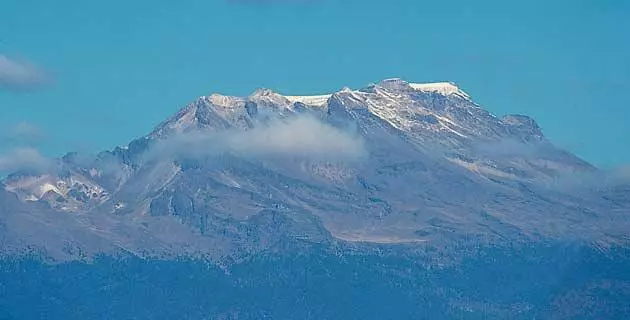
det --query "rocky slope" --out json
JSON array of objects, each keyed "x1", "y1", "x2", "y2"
[{"x1": 1, "y1": 78, "x2": 628, "y2": 261}]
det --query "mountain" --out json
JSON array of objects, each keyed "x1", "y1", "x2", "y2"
[
  {"x1": 2, "y1": 78, "x2": 624, "y2": 256},
  {"x1": 1, "y1": 78, "x2": 629, "y2": 319}
]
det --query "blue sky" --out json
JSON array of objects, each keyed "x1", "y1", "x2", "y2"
[{"x1": 1, "y1": 0, "x2": 629, "y2": 168}]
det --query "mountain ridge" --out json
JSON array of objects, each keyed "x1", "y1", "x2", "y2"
[{"x1": 1, "y1": 78, "x2": 627, "y2": 261}]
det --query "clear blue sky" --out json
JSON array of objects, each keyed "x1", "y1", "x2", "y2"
[{"x1": 1, "y1": 0, "x2": 629, "y2": 168}]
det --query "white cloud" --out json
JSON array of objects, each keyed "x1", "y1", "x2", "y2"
[
  {"x1": 0, "y1": 147, "x2": 53, "y2": 173},
  {"x1": 548, "y1": 163, "x2": 630, "y2": 193},
  {"x1": 0, "y1": 122, "x2": 45, "y2": 148},
  {"x1": 0, "y1": 55, "x2": 49, "y2": 91},
  {"x1": 11, "y1": 121, "x2": 44, "y2": 142},
  {"x1": 147, "y1": 114, "x2": 366, "y2": 162},
  {"x1": 603, "y1": 165, "x2": 630, "y2": 185}
]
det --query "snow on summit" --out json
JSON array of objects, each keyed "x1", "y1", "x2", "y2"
[
  {"x1": 408, "y1": 82, "x2": 471, "y2": 100},
  {"x1": 284, "y1": 94, "x2": 331, "y2": 107},
  {"x1": 281, "y1": 80, "x2": 470, "y2": 107}
]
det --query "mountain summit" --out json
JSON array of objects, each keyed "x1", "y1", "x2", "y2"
[{"x1": 1, "y1": 78, "x2": 626, "y2": 260}]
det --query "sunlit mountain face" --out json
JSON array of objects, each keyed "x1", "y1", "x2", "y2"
[{"x1": 2, "y1": 79, "x2": 629, "y2": 319}]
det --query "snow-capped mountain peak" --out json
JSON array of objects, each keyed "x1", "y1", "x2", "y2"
[
  {"x1": 1, "y1": 78, "x2": 594, "y2": 218},
  {"x1": 248, "y1": 88, "x2": 292, "y2": 108},
  {"x1": 2, "y1": 76, "x2": 624, "y2": 268},
  {"x1": 208, "y1": 93, "x2": 245, "y2": 109}
]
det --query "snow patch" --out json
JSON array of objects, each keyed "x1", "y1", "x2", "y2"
[
  {"x1": 409, "y1": 82, "x2": 471, "y2": 100},
  {"x1": 209, "y1": 94, "x2": 244, "y2": 108},
  {"x1": 285, "y1": 94, "x2": 331, "y2": 107},
  {"x1": 40, "y1": 183, "x2": 62, "y2": 197}
]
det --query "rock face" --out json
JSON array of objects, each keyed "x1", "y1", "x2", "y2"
[{"x1": 0, "y1": 78, "x2": 627, "y2": 260}]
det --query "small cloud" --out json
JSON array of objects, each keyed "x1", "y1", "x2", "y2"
[
  {"x1": 0, "y1": 121, "x2": 45, "y2": 147},
  {"x1": 617, "y1": 165, "x2": 630, "y2": 179},
  {"x1": 547, "y1": 163, "x2": 630, "y2": 193},
  {"x1": 0, "y1": 147, "x2": 53, "y2": 173},
  {"x1": 11, "y1": 122, "x2": 44, "y2": 143},
  {"x1": 602, "y1": 165, "x2": 630, "y2": 186},
  {"x1": 0, "y1": 55, "x2": 51, "y2": 91},
  {"x1": 147, "y1": 114, "x2": 366, "y2": 162}
]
